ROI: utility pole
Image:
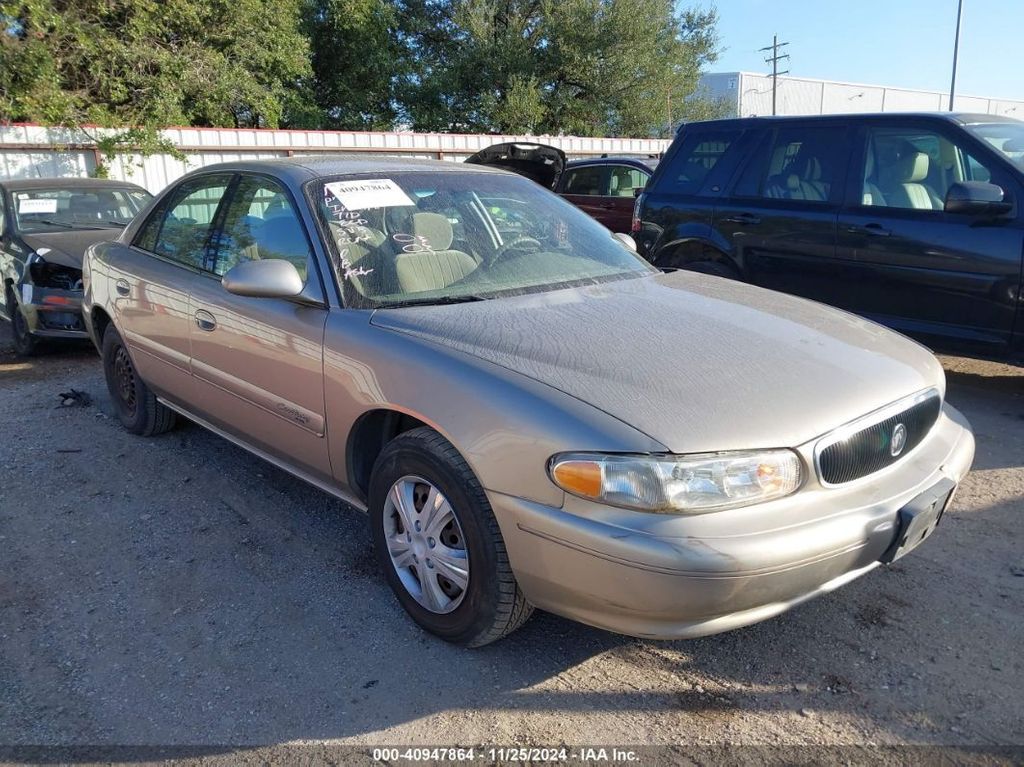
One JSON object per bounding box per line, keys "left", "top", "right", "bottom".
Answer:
{"left": 949, "top": 0, "right": 964, "bottom": 111}
{"left": 760, "top": 35, "right": 790, "bottom": 116}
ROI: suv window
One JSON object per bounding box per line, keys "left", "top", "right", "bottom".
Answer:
{"left": 663, "top": 129, "right": 741, "bottom": 195}
{"left": 734, "top": 126, "right": 846, "bottom": 202}
{"left": 608, "top": 166, "right": 649, "bottom": 197}
{"left": 860, "top": 126, "right": 999, "bottom": 211}
{"left": 136, "top": 175, "right": 231, "bottom": 267}
{"left": 562, "top": 166, "right": 607, "bottom": 196}
{"left": 211, "top": 175, "right": 312, "bottom": 280}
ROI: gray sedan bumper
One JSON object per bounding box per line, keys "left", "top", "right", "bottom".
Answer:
{"left": 490, "top": 403, "right": 975, "bottom": 639}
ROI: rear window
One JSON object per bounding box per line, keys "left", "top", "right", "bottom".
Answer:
{"left": 658, "top": 129, "right": 742, "bottom": 195}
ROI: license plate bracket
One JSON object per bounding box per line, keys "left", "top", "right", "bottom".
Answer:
{"left": 880, "top": 478, "right": 957, "bottom": 564}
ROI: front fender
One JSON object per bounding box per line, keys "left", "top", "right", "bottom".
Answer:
{"left": 322, "top": 310, "right": 667, "bottom": 508}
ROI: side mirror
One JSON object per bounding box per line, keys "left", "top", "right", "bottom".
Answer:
{"left": 222, "top": 259, "right": 304, "bottom": 298}
{"left": 944, "top": 181, "right": 1013, "bottom": 216}
{"left": 613, "top": 232, "right": 638, "bottom": 252}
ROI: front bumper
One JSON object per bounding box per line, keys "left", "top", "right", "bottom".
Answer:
{"left": 489, "top": 403, "right": 975, "bottom": 639}
{"left": 17, "top": 284, "right": 88, "bottom": 339}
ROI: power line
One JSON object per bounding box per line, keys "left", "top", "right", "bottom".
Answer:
{"left": 759, "top": 34, "right": 789, "bottom": 116}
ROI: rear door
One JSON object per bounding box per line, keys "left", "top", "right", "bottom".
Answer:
{"left": 187, "top": 173, "right": 333, "bottom": 481}
{"left": 835, "top": 120, "right": 1024, "bottom": 357}
{"left": 713, "top": 122, "right": 854, "bottom": 307}
{"left": 106, "top": 173, "right": 232, "bottom": 404}
{"left": 640, "top": 126, "right": 747, "bottom": 263}
{"left": 558, "top": 164, "right": 612, "bottom": 224}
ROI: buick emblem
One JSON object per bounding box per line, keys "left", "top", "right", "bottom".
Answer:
{"left": 890, "top": 423, "right": 908, "bottom": 457}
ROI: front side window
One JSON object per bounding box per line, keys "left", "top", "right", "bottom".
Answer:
{"left": 734, "top": 126, "right": 845, "bottom": 202}
{"left": 562, "top": 166, "right": 607, "bottom": 196}
{"left": 664, "top": 130, "right": 741, "bottom": 195}
{"left": 211, "top": 176, "right": 312, "bottom": 280}
{"left": 12, "top": 187, "right": 151, "bottom": 233}
{"left": 314, "top": 172, "right": 655, "bottom": 308}
{"left": 860, "top": 127, "right": 998, "bottom": 211}
{"left": 136, "top": 175, "right": 231, "bottom": 268}
{"left": 608, "top": 166, "right": 649, "bottom": 197}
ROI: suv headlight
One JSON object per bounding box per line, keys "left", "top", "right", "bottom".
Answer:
{"left": 548, "top": 450, "right": 803, "bottom": 513}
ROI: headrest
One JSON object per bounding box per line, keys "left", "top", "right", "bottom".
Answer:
{"left": 865, "top": 147, "right": 875, "bottom": 177}
{"left": 897, "top": 151, "right": 930, "bottom": 183}
{"left": 412, "top": 212, "right": 454, "bottom": 251}
{"left": 804, "top": 156, "right": 822, "bottom": 181}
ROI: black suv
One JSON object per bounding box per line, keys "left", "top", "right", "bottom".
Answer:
{"left": 634, "top": 113, "right": 1024, "bottom": 364}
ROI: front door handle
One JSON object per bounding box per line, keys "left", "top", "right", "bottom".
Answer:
{"left": 194, "top": 309, "right": 217, "bottom": 332}
{"left": 846, "top": 223, "right": 892, "bottom": 237}
{"left": 115, "top": 279, "right": 130, "bottom": 296}
{"left": 721, "top": 212, "right": 761, "bottom": 225}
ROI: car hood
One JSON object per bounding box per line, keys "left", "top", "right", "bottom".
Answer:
{"left": 20, "top": 229, "right": 121, "bottom": 270}
{"left": 464, "top": 142, "right": 566, "bottom": 189}
{"left": 370, "top": 273, "right": 945, "bottom": 453}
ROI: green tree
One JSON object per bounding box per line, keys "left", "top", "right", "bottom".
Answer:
{"left": 0, "top": 0, "right": 313, "bottom": 131}
{"left": 305, "top": 0, "right": 404, "bottom": 129}
{"left": 399, "top": 0, "right": 720, "bottom": 136}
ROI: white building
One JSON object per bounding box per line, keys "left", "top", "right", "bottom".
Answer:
{"left": 700, "top": 71, "right": 1024, "bottom": 119}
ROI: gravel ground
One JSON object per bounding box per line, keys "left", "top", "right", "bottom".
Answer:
{"left": 0, "top": 326, "right": 1021, "bottom": 759}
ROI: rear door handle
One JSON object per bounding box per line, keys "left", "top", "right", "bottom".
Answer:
{"left": 846, "top": 223, "right": 891, "bottom": 237}
{"left": 115, "top": 279, "right": 130, "bottom": 296}
{"left": 721, "top": 213, "right": 761, "bottom": 225}
{"left": 194, "top": 309, "right": 217, "bottom": 332}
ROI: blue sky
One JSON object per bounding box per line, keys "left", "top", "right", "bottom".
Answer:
{"left": 700, "top": 0, "right": 1023, "bottom": 100}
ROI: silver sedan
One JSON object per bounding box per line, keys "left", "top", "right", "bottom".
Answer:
{"left": 82, "top": 157, "right": 975, "bottom": 646}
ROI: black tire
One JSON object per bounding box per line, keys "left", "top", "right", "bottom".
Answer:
{"left": 683, "top": 260, "right": 739, "bottom": 279}
{"left": 7, "top": 288, "right": 38, "bottom": 357}
{"left": 101, "top": 323, "right": 176, "bottom": 436}
{"left": 369, "top": 427, "right": 532, "bottom": 647}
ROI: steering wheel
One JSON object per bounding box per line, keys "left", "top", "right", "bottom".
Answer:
{"left": 491, "top": 235, "right": 542, "bottom": 263}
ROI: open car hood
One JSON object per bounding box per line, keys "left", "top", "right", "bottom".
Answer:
{"left": 464, "top": 142, "right": 566, "bottom": 189}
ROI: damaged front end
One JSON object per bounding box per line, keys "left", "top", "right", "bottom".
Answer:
{"left": 20, "top": 253, "right": 87, "bottom": 336}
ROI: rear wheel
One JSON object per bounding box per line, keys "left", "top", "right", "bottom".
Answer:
{"left": 7, "top": 288, "right": 38, "bottom": 357}
{"left": 101, "top": 323, "right": 176, "bottom": 436}
{"left": 369, "top": 427, "right": 532, "bottom": 647}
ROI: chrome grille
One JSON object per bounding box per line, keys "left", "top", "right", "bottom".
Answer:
{"left": 816, "top": 390, "right": 942, "bottom": 486}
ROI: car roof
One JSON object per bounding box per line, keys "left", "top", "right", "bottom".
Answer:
{"left": 566, "top": 156, "right": 659, "bottom": 170}
{"left": 184, "top": 155, "right": 514, "bottom": 186}
{"left": 0, "top": 177, "right": 150, "bottom": 192}
{"left": 680, "top": 112, "right": 1022, "bottom": 131}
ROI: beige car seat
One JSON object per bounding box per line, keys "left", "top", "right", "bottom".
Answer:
{"left": 394, "top": 212, "right": 477, "bottom": 294}
{"left": 879, "top": 151, "right": 942, "bottom": 210}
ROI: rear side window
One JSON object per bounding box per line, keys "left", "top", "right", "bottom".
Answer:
{"left": 734, "top": 126, "right": 847, "bottom": 203}
{"left": 661, "top": 130, "right": 741, "bottom": 195}
{"left": 562, "top": 166, "right": 608, "bottom": 196}
{"left": 134, "top": 174, "right": 232, "bottom": 268}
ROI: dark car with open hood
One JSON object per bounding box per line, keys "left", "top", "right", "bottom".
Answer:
{"left": 0, "top": 177, "right": 152, "bottom": 355}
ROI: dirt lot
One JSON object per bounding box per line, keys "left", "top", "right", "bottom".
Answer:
{"left": 0, "top": 326, "right": 1021, "bottom": 757}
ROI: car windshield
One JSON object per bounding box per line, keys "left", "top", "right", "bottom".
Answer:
{"left": 965, "top": 122, "right": 1024, "bottom": 169}
{"left": 11, "top": 187, "right": 152, "bottom": 232}
{"left": 313, "top": 171, "right": 655, "bottom": 308}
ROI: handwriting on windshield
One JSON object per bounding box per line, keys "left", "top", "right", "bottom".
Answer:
{"left": 324, "top": 189, "right": 375, "bottom": 282}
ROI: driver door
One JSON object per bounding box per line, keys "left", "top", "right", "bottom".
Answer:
{"left": 187, "top": 173, "right": 333, "bottom": 482}
{"left": 835, "top": 121, "right": 1024, "bottom": 357}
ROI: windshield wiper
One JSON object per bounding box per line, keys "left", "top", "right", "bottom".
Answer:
{"left": 383, "top": 294, "right": 490, "bottom": 308}
{"left": 30, "top": 218, "right": 75, "bottom": 229}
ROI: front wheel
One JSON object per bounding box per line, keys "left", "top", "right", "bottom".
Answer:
{"left": 369, "top": 427, "right": 532, "bottom": 647}
{"left": 683, "top": 260, "right": 739, "bottom": 279}
{"left": 7, "top": 288, "right": 38, "bottom": 357}
{"left": 101, "top": 323, "right": 176, "bottom": 436}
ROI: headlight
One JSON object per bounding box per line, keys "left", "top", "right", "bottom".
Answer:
{"left": 548, "top": 450, "right": 803, "bottom": 513}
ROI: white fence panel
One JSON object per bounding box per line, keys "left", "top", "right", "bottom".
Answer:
{"left": 0, "top": 125, "right": 671, "bottom": 193}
